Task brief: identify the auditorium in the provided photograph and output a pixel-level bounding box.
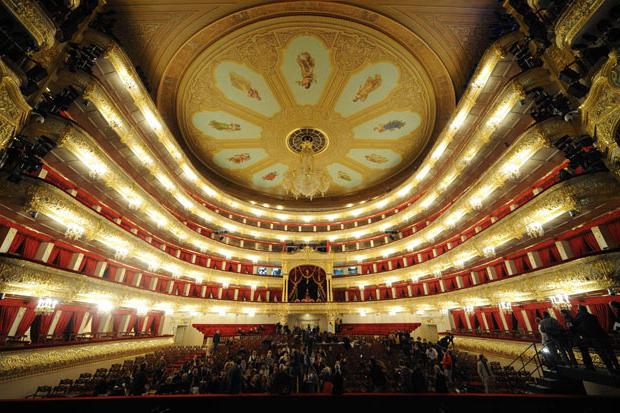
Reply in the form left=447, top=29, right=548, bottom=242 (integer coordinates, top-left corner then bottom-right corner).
left=0, top=0, right=619, bottom=411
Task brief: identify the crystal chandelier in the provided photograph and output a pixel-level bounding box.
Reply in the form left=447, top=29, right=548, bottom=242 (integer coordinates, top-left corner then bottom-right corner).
left=282, top=140, right=331, bottom=200
left=35, top=297, right=58, bottom=315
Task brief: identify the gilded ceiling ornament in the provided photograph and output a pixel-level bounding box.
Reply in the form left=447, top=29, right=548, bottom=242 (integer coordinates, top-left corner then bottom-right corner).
left=555, top=0, right=605, bottom=49
left=1, top=0, right=56, bottom=50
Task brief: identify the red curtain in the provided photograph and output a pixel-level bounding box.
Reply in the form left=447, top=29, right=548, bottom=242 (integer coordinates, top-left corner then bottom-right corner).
left=56, top=249, right=73, bottom=268
left=589, top=304, right=612, bottom=332
left=82, top=257, right=98, bottom=275
left=7, top=233, right=25, bottom=253
left=607, top=221, right=620, bottom=244
left=504, top=311, right=514, bottom=331
left=15, top=308, right=36, bottom=338
left=52, top=311, right=73, bottom=335
left=151, top=313, right=163, bottom=336
left=512, top=307, right=528, bottom=332
left=125, top=313, right=136, bottom=334
left=550, top=245, right=562, bottom=262
left=38, top=312, right=55, bottom=337
left=90, top=312, right=104, bottom=334
left=568, top=236, right=588, bottom=257
left=0, top=305, right=19, bottom=336
left=112, top=313, right=123, bottom=334
left=475, top=311, right=487, bottom=330
left=491, top=310, right=505, bottom=331
left=72, top=312, right=87, bottom=335
left=144, top=315, right=155, bottom=335
left=23, top=238, right=41, bottom=259
left=583, top=232, right=600, bottom=252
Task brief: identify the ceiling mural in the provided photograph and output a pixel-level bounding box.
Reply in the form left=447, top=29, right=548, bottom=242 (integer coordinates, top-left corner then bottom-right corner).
left=327, top=163, right=363, bottom=188
left=280, top=35, right=332, bottom=105
left=213, top=148, right=268, bottom=170
left=252, top=163, right=289, bottom=188
left=353, top=111, right=423, bottom=140
left=177, top=14, right=438, bottom=200
left=192, top=111, right=262, bottom=140
left=346, top=149, right=402, bottom=170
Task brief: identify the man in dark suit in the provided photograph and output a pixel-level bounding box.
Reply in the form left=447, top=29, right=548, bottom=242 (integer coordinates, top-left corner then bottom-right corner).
left=212, top=330, right=221, bottom=353
left=573, top=305, right=619, bottom=373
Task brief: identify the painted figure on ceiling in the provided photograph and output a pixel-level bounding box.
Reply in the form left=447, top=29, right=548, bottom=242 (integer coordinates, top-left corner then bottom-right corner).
left=227, top=153, right=251, bottom=164
left=209, top=120, right=241, bottom=131
left=263, top=171, right=278, bottom=181
left=229, top=72, right=262, bottom=100
left=365, top=153, right=389, bottom=164
left=374, top=120, right=406, bottom=133
left=296, top=52, right=316, bottom=89
left=337, top=170, right=352, bottom=181
left=353, top=74, right=382, bottom=102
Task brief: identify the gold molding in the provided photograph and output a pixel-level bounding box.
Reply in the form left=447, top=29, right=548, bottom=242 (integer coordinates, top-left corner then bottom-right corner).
left=580, top=51, right=620, bottom=179
left=0, top=337, right=173, bottom=382
left=555, top=0, right=605, bottom=49
left=453, top=335, right=534, bottom=359
left=0, top=58, right=31, bottom=151
left=1, top=0, right=57, bottom=50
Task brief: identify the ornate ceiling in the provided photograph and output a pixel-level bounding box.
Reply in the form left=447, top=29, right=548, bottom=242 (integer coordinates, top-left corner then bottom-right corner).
left=177, top=16, right=433, bottom=198
left=107, top=0, right=500, bottom=205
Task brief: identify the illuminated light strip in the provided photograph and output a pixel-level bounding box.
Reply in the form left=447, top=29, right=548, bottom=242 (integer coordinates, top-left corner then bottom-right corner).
left=27, top=182, right=281, bottom=289
left=54, top=106, right=548, bottom=268
left=54, top=98, right=556, bottom=268
left=329, top=172, right=618, bottom=286
left=76, top=77, right=526, bottom=249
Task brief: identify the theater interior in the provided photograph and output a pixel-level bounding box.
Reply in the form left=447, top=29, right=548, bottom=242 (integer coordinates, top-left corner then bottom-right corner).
left=0, top=0, right=619, bottom=411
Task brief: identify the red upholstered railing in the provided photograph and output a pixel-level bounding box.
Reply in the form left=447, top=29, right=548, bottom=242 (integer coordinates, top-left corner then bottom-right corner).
left=192, top=324, right=276, bottom=337
left=338, top=323, right=421, bottom=336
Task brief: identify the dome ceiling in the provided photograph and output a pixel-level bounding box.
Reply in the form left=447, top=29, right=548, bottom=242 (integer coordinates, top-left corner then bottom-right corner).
left=175, top=14, right=441, bottom=202
left=157, top=2, right=458, bottom=206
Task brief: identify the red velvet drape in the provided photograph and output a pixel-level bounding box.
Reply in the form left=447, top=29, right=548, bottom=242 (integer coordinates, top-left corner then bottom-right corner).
left=151, top=313, right=163, bottom=335
left=90, top=312, right=104, bottom=334
left=38, top=312, right=56, bottom=337
left=512, top=308, right=528, bottom=332
left=0, top=305, right=19, bottom=336
left=491, top=310, right=504, bottom=331
left=15, top=308, right=36, bottom=337
left=53, top=310, right=73, bottom=335
left=22, top=238, right=40, bottom=259
left=588, top=304, right=612, bottom=332
left=7, top=233, right=25, bottom=253
left=72, top=311, right=87, bottom=335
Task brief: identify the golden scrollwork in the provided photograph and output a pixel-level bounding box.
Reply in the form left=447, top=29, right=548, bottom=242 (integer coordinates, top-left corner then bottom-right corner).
left=0, top=58, right=31, bottom=151
left=453, top=335, right=535, bottom=359
left=554, top=0, right=605, bottom=49
left=0, top=336, right=174, bottom=382
left=580, top=51, right=620, bottom=179
left=1, top=0, right=56, bottom=50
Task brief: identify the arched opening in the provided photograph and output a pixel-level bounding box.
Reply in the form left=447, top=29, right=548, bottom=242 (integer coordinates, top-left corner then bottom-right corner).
left=288, top=265, right=327, bottom=302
